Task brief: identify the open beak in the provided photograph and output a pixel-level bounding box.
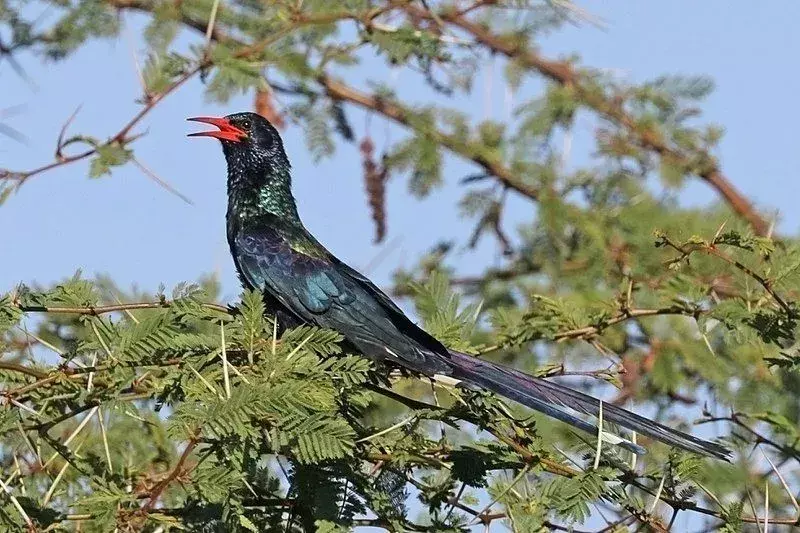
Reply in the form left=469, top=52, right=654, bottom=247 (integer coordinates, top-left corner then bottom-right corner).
left=187, top=116, right=247, bottom=142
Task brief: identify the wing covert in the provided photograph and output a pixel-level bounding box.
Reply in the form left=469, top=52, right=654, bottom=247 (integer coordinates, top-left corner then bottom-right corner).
left=234, top=223, right=353, bottom=318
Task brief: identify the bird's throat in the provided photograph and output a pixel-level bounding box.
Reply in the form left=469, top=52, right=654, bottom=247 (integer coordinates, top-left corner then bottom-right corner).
left=226, top=160, right=300, bottom=224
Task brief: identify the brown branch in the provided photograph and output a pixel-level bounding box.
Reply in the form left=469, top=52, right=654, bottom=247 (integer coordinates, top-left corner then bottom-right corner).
left=704, top=245, right=793, bottom=315
left=319, top=75, right=541, bottom=200
left=15, top=300, right=229, bottom=316
left=699, top=412, right=800, bottom=461
left=141, top=435, right=200, bottom=512
left=3, top=358, right=186, bottom=403
left=406, top=4, right=771, bottom=236
left=1, top=67, right=199, bottom=188
left=109, top=0, right=403, bottom=46
left=658, top=234, right=794, bottom=315
left=479, top=305, right=704, bottom=355
left=553, top=305, right=704, bottom=341
left=0, top=362, right=48, bottom=380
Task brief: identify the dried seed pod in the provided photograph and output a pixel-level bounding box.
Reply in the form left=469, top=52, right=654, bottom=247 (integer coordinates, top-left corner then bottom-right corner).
left=360, top=136, right=388, bottom=243
left=254, top=88, right=285, bottom=130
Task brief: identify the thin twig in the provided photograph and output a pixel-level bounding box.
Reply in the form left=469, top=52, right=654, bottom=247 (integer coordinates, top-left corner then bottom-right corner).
left=356, top=415, right=416, bottom=443
left=649, top=472, right=666, bottom=514
left=97, top=408, right=113, bottom=473
left=131, top=158, right=193, bottom=205
left=760, top=448, right=799, bottom=515
left=43, top=439, right=87, bottom=506
left=41, top=406, right=100, bottom=471
left=0, top=476, right=33, bottom=529
left=16, top=300, right=230, bottom=316
left=593, top=400, right=603, bottom=470
left=186, top=363, right=225, bottom=400
left=765, top=480, right=770, bottom=533
left=470, top=466, right=530, bottom=525
left=142, top=435, right=200, bottom=512
left=3, top=66, right=199, bottom=188
left=704, top=244, right=793, bottom=315
left=205, top=0, right=222, bottom=47
left=220, top=321, right=231, bottom=399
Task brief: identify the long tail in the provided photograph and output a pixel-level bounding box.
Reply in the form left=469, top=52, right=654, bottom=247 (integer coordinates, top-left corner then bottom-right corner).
left=448, top=351, right=731, bottom=461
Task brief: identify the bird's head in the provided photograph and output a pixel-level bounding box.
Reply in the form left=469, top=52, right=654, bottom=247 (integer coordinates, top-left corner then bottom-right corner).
left=187, top=112, right=287, bottom=172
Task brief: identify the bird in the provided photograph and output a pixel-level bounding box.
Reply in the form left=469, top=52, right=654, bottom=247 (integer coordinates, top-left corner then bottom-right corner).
left=187, top=112, right=731, bottom=461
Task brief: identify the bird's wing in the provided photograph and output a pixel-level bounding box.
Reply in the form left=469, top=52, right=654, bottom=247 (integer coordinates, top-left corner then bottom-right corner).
left=233, top=221, right=452, bottom=373
left=328, top=257, right=407, bottom=316
left=233, top=222, right=354, bottom=317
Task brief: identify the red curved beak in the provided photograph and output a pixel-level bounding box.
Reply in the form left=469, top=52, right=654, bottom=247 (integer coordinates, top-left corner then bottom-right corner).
left=187, top=116, right=246, bottom=142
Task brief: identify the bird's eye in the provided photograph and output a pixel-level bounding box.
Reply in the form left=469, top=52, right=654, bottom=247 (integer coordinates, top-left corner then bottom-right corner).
left=240, top=119, right=251, bottom=130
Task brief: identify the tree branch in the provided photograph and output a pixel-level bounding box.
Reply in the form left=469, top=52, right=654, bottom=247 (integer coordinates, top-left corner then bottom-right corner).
left=15, top=300, right=229, bottom=316
left=141, top=434, right=200, bottom=512
left=318, top=75, right=541, bottom=199
left=406, top=3, right=771, bottom=236
left=0, top=67, right=198, bottom=188
left=103, top=0, right=542, bottom=202
left=1, top=0, right=380, bottom=191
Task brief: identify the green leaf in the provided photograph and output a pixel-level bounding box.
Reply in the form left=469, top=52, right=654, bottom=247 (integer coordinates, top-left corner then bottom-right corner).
left=89, top=143, right=133, bottom=178
left=0, top=295, right=23, bottom=335
left=239, top=515, right=259, bottom=532
left=206, top=47, right=265, bottom=102
left=659, top=156, right=686, bottom=188
left=315, top=520, right=349, bottom=533
left=719, top=501, right=743, bottom=532
left=142, top=52, right=191, bottom=95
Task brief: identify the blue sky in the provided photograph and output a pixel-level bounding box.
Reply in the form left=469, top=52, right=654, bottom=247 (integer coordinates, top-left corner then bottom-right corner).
left=1, top=2, right=797, bottom=530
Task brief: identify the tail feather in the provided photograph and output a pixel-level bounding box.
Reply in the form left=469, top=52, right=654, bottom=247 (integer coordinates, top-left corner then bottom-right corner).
left=448, top=351, right=731, bottom=461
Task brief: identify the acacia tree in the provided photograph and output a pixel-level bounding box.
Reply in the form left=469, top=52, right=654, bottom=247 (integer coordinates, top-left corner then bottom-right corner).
left=1, top=1, right=798, bottom=531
